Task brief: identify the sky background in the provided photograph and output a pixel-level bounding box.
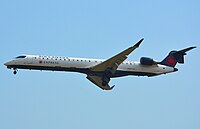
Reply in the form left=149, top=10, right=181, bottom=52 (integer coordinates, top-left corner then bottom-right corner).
left=0, top=0, right=200, bottom=129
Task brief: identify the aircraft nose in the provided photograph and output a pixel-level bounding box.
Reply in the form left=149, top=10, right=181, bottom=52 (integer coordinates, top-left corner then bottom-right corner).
left=174, top=68, right=178, bottom=72
left=4, top=62, right=9, bottom=66
left=4, top=61, right=13, bottom=66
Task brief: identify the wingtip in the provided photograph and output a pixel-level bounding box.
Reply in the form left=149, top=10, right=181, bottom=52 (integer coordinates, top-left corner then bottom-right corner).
left=111, top=85, right=115, bottom=89
left=104, top=85, right=115, bottom=90
left=192, top=46, right=197, bottom=49
left=134, top=38, right=144, bottom=47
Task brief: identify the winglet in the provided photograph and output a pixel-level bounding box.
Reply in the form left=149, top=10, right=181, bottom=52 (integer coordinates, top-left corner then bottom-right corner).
left=110, top=85, right=115, bottom=90
left=134, top=38, right=144, bottom=48
left=104, top=85, right=115, bottom=90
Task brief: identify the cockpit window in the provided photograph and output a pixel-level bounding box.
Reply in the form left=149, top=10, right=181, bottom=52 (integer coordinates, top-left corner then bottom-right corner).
left=15, top=56, right=26, bottom=59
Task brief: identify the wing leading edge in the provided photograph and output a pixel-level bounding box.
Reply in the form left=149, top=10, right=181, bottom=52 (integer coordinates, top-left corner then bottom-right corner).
left=86, top=38, right=144, bottom=90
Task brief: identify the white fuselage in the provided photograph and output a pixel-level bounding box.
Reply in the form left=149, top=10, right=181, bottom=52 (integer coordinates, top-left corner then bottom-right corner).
left=5, top=55, right=175, bottom=77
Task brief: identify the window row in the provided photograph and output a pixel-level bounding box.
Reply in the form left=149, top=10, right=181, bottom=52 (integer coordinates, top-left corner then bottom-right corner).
left=34, top=57, right=135, bottom=65
left=35, top=57, right=103, bottom=63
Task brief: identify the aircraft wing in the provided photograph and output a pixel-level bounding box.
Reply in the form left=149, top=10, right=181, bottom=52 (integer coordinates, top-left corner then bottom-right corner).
left=90, top=38, right=144, bottom=74
left=86, top=75, right=115, bottom=90
left=86, top=38, right=143, bottom=90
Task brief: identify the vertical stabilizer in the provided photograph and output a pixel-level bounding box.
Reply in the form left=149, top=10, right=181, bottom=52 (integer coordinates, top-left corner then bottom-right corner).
left=160, top=46, right=196, bottom=67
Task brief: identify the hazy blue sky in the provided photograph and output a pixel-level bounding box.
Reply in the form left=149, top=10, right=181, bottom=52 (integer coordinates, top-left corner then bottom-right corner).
left=0, top=0, right=200, bottom=129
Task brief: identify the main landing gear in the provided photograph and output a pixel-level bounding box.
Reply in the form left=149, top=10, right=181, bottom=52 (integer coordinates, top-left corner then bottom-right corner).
left=102, top=81, right=107, bottom=86
left=101, top=71, right=111, bottom=86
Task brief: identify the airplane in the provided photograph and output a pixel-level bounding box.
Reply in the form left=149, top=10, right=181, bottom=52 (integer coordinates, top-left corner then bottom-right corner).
left=4, top=38, right=196, bottom=90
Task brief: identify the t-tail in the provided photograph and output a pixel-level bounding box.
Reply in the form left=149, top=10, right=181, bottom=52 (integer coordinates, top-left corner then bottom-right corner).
left=159, top=46, right=196, bottom=67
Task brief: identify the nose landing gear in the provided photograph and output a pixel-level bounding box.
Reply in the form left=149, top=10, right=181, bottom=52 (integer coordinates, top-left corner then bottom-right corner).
left=13, top=70, right=17, bottom=75
left=13, top=68, right=17, bottom=75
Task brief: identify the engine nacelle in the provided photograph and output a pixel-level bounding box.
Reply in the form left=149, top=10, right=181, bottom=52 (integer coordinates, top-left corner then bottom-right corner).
left=140, top=57, right=156, bottom=65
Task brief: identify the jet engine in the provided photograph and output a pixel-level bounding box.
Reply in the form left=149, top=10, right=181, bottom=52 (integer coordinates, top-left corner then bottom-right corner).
left=140, top=57, right=157, bottom=65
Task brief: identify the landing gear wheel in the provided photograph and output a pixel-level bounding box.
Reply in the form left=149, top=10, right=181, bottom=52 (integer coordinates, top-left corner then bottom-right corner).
left=102, top=81, right=107, bottom=86
left=13, top=70, right=17, bottom=75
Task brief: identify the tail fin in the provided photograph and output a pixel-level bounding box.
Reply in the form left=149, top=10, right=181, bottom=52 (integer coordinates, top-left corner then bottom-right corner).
left=160, top=46, right=196, bottom=67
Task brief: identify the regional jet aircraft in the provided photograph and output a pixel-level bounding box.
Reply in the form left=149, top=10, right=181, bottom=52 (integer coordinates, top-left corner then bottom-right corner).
left=4, top=39, right=196, bottom=90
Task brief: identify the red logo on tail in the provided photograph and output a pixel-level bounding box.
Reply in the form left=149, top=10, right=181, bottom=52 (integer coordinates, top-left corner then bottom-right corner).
left=166, top=56, right=176, bottom=66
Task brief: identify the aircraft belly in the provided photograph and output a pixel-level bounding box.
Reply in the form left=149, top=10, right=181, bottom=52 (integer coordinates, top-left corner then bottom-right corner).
left=112, top=70, right=158, bottom=77
left=115, top=65, right=161, bottom=77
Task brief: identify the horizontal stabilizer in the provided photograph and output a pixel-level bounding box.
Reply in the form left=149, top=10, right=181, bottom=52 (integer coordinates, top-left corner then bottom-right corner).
left=174, top=46, right=196, bottom=64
